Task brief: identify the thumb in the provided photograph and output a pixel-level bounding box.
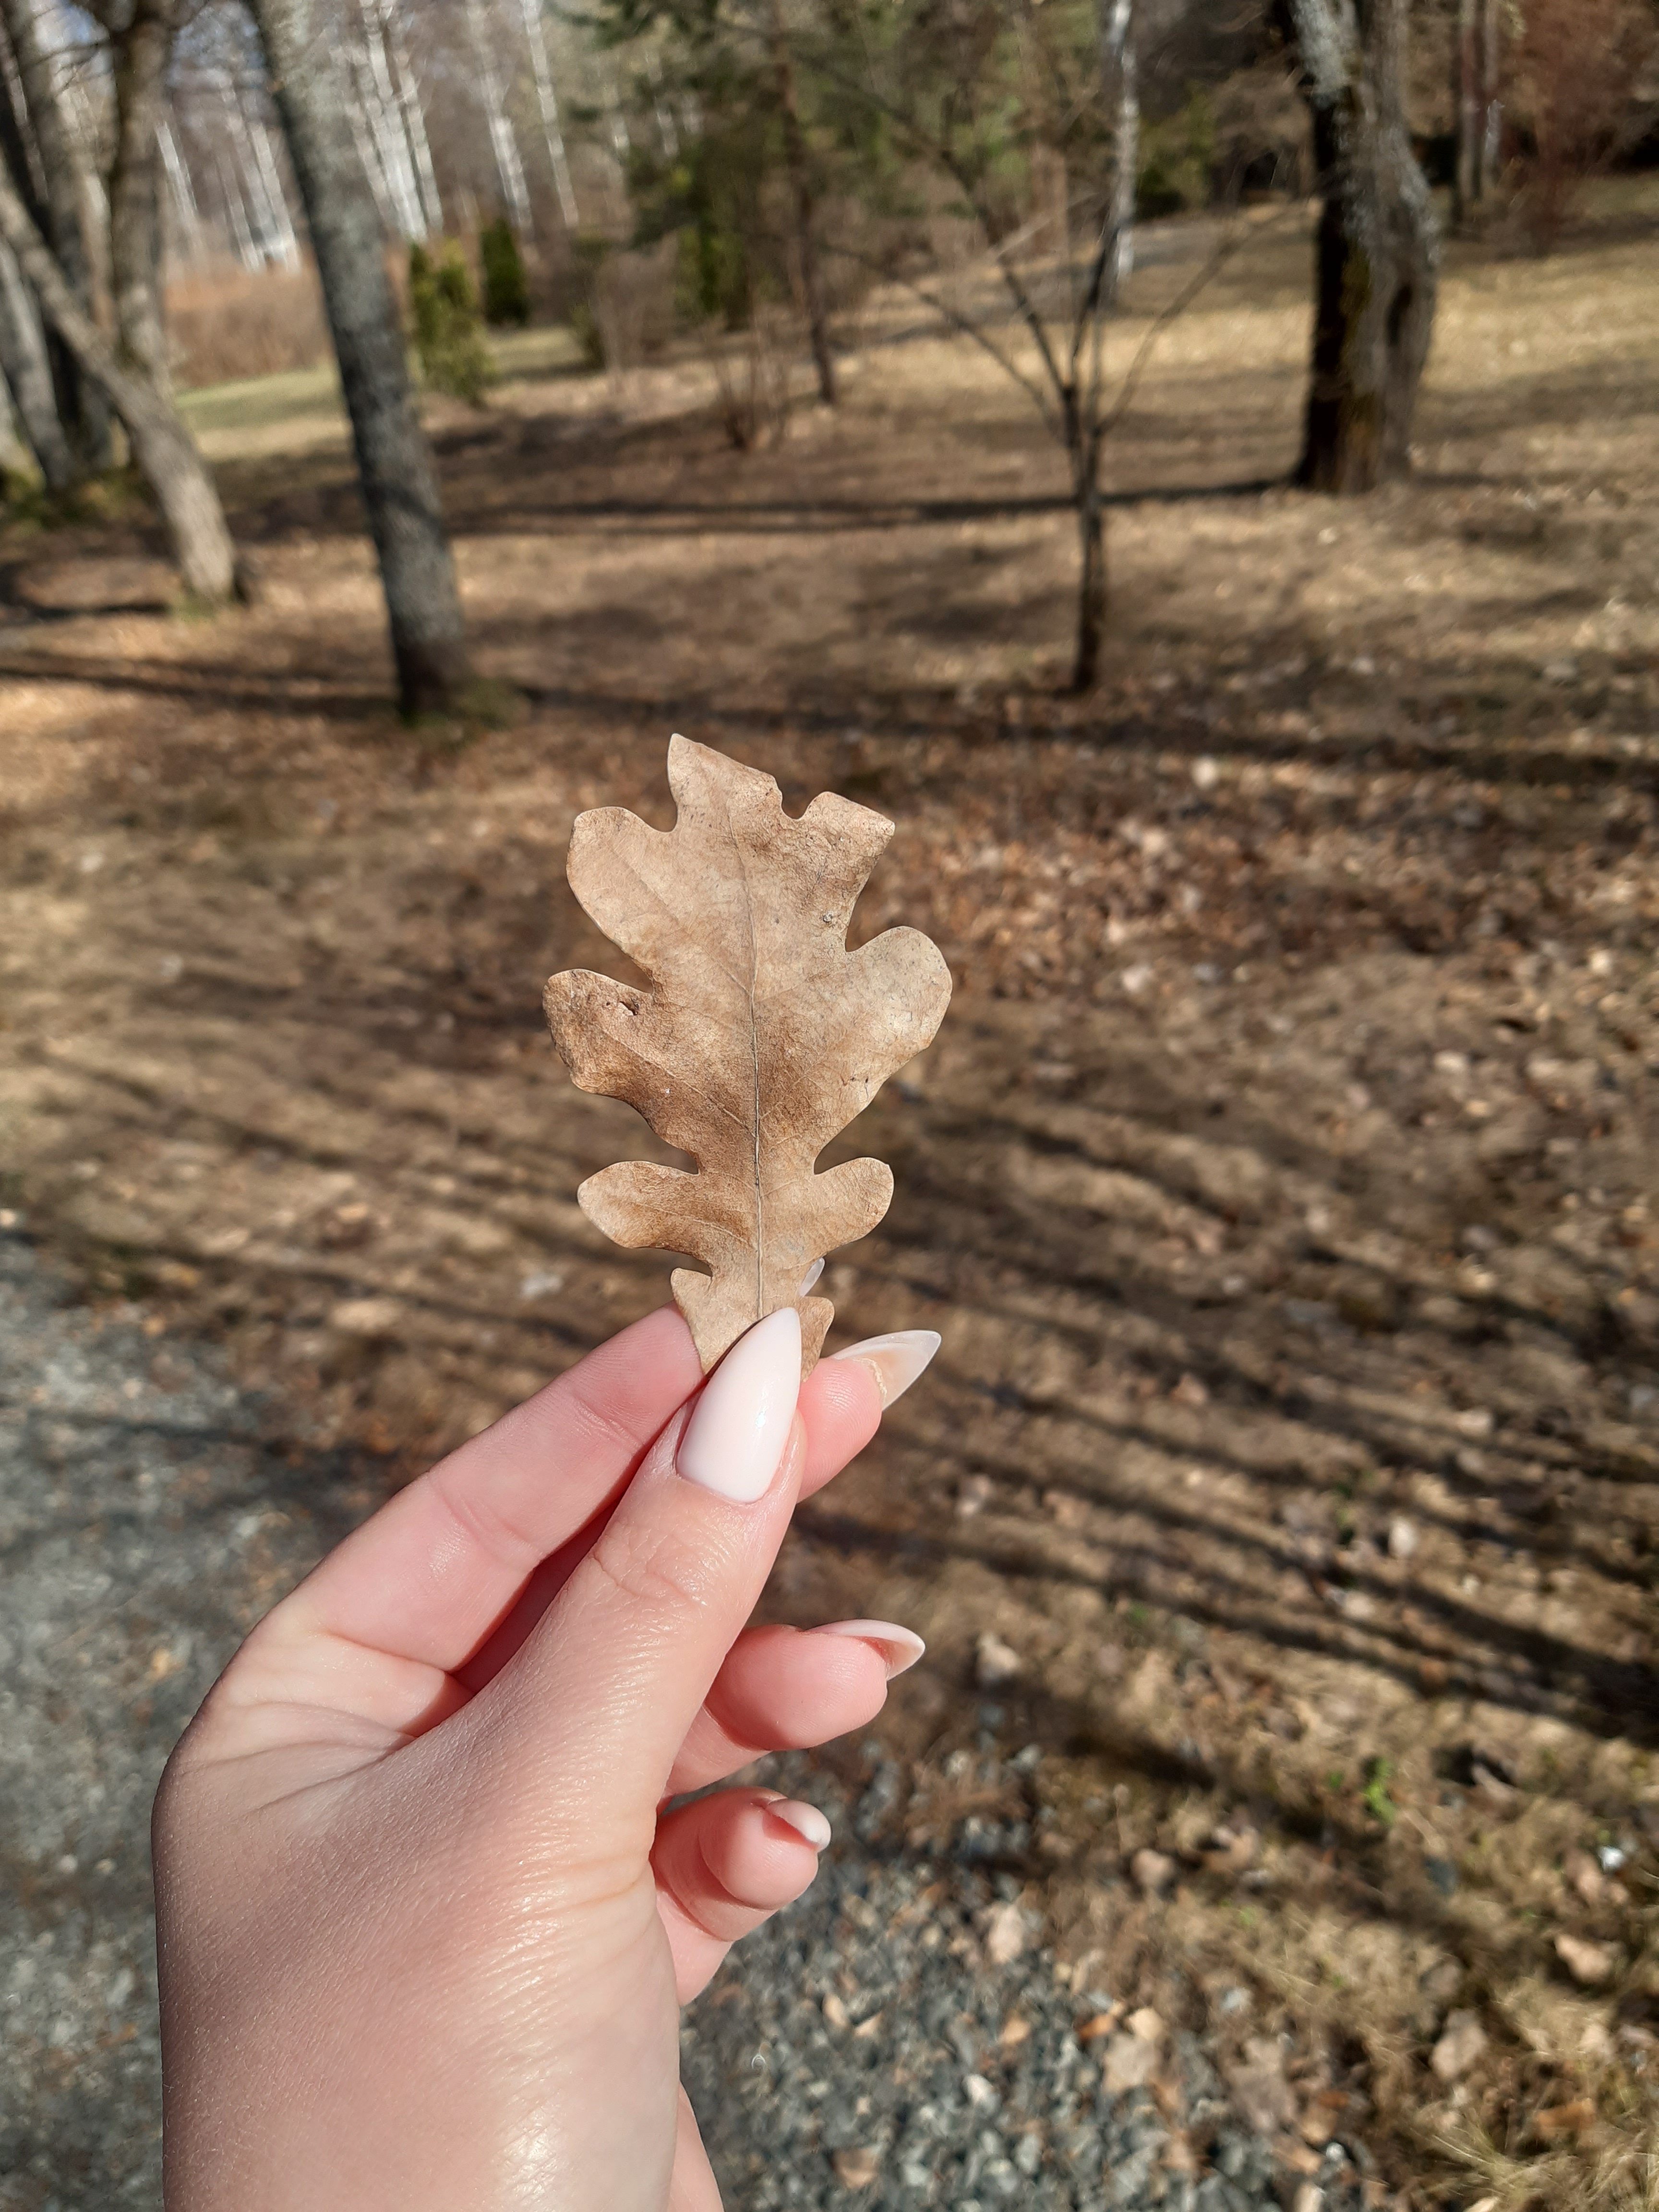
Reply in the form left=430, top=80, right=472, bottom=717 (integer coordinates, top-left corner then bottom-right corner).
left=490, top=1308, right=806, bottom=1832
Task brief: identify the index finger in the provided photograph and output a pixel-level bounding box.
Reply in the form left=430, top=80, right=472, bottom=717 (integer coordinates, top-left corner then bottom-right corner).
left=276, top=1304, right=703, bottom=1676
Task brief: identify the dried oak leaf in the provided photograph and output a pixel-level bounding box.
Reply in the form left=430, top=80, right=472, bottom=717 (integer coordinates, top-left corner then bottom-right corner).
left=545, top=735, right=951, bottom=1372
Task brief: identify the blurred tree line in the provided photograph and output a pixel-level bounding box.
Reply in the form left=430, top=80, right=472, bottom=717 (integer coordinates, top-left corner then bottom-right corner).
left=0, top=0, right=1655, bottom=707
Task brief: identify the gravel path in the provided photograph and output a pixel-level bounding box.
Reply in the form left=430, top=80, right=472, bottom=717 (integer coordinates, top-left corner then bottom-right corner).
left=0, top=1232, right=1354, bottom=2212
left=684, top=1752, right=1364, bottom=2212
left=0, top=1234, right=375, bottom=2210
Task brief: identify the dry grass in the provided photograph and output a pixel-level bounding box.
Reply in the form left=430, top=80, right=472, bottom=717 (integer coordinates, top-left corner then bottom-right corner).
left=5, top=182, right=1659, bottom=2210
left=165, top=257, right=333, bottom=390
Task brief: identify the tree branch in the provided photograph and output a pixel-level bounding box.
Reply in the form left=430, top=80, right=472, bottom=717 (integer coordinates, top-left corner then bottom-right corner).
left=819, top=236, right=1061, bottom=439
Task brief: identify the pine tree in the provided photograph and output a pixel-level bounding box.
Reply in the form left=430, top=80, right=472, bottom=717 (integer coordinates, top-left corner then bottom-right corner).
left=480, top=218, right=531, bottom=327
left=409, top=241, right=494, bottom=405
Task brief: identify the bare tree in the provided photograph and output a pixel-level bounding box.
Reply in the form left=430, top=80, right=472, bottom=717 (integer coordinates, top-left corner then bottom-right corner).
left=519, top=0, right=579, bottom=229
left=0, top=226, right=76, bottom=487
left=768, top=0, right=835, bottom=405
left=95, top=0, right=174, bottom=392
left=252, top=0, right=470, bottom=717
left=0, top=155, right=245, bottom=596
left=0, top=0, right=113, bottom=469
left=1100, top=0, right=1137, bottom=299
left=1282, top=0, right=1438, bottom=493
left=805, top=0, right=1260, bottom=689
left=1512, top=0, right=1653, bottom=248
left=464, top=0, right=531, bottom=231
left=1452, top=0, right=1479, bottom=224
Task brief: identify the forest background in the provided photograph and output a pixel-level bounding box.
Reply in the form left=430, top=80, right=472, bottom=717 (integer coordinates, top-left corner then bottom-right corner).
left=2, top=1, right=1659, bottom=2208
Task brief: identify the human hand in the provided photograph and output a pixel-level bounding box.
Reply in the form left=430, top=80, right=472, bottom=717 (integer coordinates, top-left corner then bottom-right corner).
left=152, top=1305, right=938, bottom=2211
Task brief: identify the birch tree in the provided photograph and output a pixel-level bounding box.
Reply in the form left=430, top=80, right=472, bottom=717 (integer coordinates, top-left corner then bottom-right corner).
left=1281, top=0, right=1438, bottom=493
left=252, top=0, right=470, bottom=716
left=519, top=0, right=578, bottom=229
left=0, top=154, right=245, bottom=596
left=0, top=0, right=112, bottom=469
left=93, top=0, right=174, bottom=391
left=0, top=227, right=76, bottom=486
left=817, top=0, right=1248, bottom=689
left=157, top=111, right=206, bottom=259
left=464, top=0, right=531, bottom=232
left=373, top=0, right=442, bottom=235
left=1100, top=0, right=1136, bottom=299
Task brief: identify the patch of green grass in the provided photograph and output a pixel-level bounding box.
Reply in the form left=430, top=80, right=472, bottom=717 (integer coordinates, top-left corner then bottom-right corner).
left=1363, top=1757, right=1399, bottom=1828
left=179, top=363, right=346, bottom=439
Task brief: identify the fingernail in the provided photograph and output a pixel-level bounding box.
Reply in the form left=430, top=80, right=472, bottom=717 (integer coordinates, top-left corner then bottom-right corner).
left=767, top=1799, right=831, bottom=1851
left=676, top=1307, right=802, bottom=1502
left=816, top=1619, right=926, bottom=1678
left=799, top=1257, right=825, bottom=1295
left=829, top=1329, right=941, bottom=1408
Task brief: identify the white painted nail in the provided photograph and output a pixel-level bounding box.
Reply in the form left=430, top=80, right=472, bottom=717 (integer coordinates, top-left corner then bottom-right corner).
left=767, top=1799, right=831, bottom=1850
left=676, top=1307, right=802, bottom=1503
left=816, top=1619, right=926, bottom=1678
left=829, top=1329, right=941, bottom=1408
left=799, top=1257, right=825, bottom=1295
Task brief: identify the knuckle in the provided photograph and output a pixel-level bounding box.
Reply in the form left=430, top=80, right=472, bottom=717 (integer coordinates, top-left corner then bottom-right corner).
left=585, top=1515, right=723, bottom=1626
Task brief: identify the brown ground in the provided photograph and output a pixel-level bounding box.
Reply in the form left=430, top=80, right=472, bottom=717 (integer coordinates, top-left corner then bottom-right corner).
left=3, top=192, right=1658, bottom=2209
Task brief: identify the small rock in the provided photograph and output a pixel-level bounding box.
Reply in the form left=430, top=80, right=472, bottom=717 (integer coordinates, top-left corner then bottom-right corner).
left=1420, top=1959, right=1463, bottom=2005
left=1431, top=2009, right=1488, bottom=2083
left=1172, top=1371, right=1210, bottom=1409
left=1131, top=1848, right=1176, bottom=1895
left=975, top=1630, right=1022, bottom=1687
left=964, top=2072, right=998, bottom=2109
left=1424, top=1855, right=1460, bottom=1898
left=1387, top=1516, right=1419, bottom=1561
left=957, top=1472, right=994, bottom=1518
left=1202, top=1823, right=1258, bottom=1874
left=823, top=1993, right=849, bottom=2029
left=1102, top=2032, right=1161, bottom=2093
left=327, top=1296, right=403, bottom=1338
left=1127, top=2007, right=1166, bottom=2045
left=831, top=2146, right=881, bottom=2189
left=1564, top=1849, right=1603, bottom=1907
left=1293, top=2187, right=1323, bottom=2212
left=983, top=1900, right=1027, bottom=1965
left=1226, top=2036, right=1297, bottom=2136
left=1555, top=1933, right=1615, bottom=1985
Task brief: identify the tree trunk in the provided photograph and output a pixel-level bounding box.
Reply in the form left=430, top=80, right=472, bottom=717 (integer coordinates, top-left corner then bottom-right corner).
left=1066, top=397, right=1105, bottom=692
left=0, top=157, right=243, bottom=598
left=770, top=4, right=836, bottom=407
left=0, top=0, right=113, bottom=470
left=1287, top=0, right=1439, bottom=495
left=519, top=0, right=579, bottom=231
left=253, top=0, right=469, bottom=717
left=0, top=229, right=77, bottom=489
left=1101, top=0, right=1138, bottom=299
left=1479, top=0, right=1502, bottom=185
left=1453, top=0, right=1479, bottom=223
left=107, top=0, right=174, bottom=392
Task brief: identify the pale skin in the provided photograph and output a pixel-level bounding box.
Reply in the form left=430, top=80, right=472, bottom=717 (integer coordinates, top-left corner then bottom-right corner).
left=153, top=1305, right=901, bottom=2211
